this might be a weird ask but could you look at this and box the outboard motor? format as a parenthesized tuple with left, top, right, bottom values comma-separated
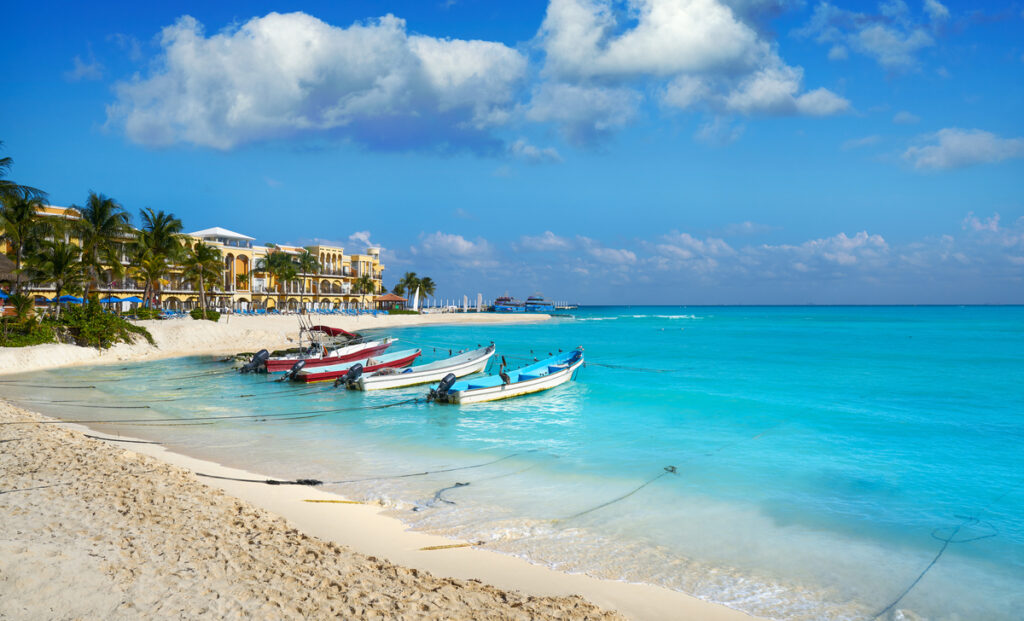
(343, 363, 364, 389)
(279, 359, 306, 382)
(426, 373, 458, 402)
(240, 349, 270, 374)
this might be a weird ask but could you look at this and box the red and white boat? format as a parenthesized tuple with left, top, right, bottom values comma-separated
(309, 325, 360, 340)
(265, 337, 394, 373)
(292, 348, 422, 383)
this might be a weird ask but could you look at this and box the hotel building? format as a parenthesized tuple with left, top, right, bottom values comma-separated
(1, 206, 385, 311)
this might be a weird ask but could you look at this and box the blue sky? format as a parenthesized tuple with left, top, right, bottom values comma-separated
(2, 0, 1022, 304)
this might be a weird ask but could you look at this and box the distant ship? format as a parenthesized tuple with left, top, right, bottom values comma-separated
(493, 295, 525, 313)
(525, 293, 555, 312)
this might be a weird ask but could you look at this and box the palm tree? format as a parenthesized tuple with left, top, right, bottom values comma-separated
(181, 241, 222, 316)
(75, 192, 131, 299)
(297, 249, 319, 311)
(6, 292, 35, 323)
(0, 193, 49, 294)
(31, 240, 86, 318)
(134, 208, 183, 307)
(0, 141, 45, 202)
(256, 250, 298, 311)
(353, 274, 374, 309)
(396, 272, 420, 299)
(419, 276, 436, 305)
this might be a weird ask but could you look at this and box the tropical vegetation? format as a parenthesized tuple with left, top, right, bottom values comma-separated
(392, 272, 436, 306)
(2, 142, 420, 345)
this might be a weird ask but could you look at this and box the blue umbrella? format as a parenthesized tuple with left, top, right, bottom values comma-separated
(99, 296, 122, 303)
(0, 290, 8, 300)
(54, 295, 84, 304)
(120, 296, 144, 303)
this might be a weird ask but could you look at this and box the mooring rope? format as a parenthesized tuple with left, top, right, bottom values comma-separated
(327, 450, 534, 485)
(0, 395, 422, 427)
(558, 466, 678, 522)
(83, 434, 163, 444)
(870, 479, 1022, 619)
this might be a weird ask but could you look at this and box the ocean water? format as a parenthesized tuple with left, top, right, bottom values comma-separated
(4, 306, 1023, 620)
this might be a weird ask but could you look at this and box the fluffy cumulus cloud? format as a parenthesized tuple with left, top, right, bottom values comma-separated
(796, 1, 936, 70)
(903, 128, 1024, 170)
(412, 231, 499, 269)
(509, 138, 563, 163)
(107, 3, 852, 151)
(578, 236, 637, 264)
(537, 0, 849, 121)
(107, 12, 527, 150)
(525, 83, 641, 145)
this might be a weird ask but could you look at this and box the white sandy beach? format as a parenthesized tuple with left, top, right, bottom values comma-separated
(0, 315, 758, 620)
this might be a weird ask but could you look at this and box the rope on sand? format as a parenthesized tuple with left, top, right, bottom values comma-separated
(83, 434, 162, 445)
(196, 473, 323, 486)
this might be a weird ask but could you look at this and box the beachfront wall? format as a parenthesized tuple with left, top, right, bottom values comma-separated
(0, 208, 385, 311)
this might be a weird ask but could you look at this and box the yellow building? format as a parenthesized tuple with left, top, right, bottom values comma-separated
(1, 208, 385, 311)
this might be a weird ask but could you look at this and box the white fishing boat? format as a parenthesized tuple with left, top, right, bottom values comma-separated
(347, 344, 495, 391)
(427, 347, 584, 405)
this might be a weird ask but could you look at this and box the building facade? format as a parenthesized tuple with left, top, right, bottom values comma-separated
(1, 207, 385, 311)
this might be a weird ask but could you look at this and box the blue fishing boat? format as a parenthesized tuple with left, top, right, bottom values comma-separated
(525, 293, 556, 312)
(427, 347, 584, 404)
(493, 295, 525, 313)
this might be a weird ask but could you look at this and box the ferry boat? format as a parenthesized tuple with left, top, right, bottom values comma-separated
(493, 296, 525, 313)
(525, 294, 556, 312)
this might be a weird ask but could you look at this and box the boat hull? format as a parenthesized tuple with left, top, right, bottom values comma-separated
(265, 340, 391, 373)
(444, 355, 583, 404)
(353, 348, 494, 391)
(293, 350, 421, 383)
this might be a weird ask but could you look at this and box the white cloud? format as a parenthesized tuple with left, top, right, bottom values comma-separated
(828, 45, 849, 60)
(509, 138, 563, 163)
(842, 134, 882, 150)
(539, 0, 848, 122)
(347, 231, 376, 249)
(962, 212, 999, 233)
(903, 128, 1024, 170)
(892, 110, 920, 124)
(107, 12, 526, 150)
(65, 50, 103, 82)
(525, 83, 640, 145)
(796, 2, 935, 70)
(578, 236, 637, 264)
(694, 117, 745, 145)
(724, 221, 778, 235)
(538, 0, 763, 79)
(415, 231, 499, 270)
(923, 0, 949, 22)
(758, 231, 889, 268)
(520, 231, 572, 251)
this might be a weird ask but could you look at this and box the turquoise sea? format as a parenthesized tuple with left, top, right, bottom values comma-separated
(4, 306, 1023, 620)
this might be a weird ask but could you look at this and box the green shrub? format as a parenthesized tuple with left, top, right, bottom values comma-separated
(387, 309, 420, 315)
(61, 300, 155, 349)
(0, 318, 57, 347)
(190, 308, 220, 321)
(132, 307, 161, 320)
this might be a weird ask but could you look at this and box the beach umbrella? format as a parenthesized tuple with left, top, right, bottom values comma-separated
(54, 295, 84, 304)
(120, 296, 144, 303)
(99, 296, 122, 304)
